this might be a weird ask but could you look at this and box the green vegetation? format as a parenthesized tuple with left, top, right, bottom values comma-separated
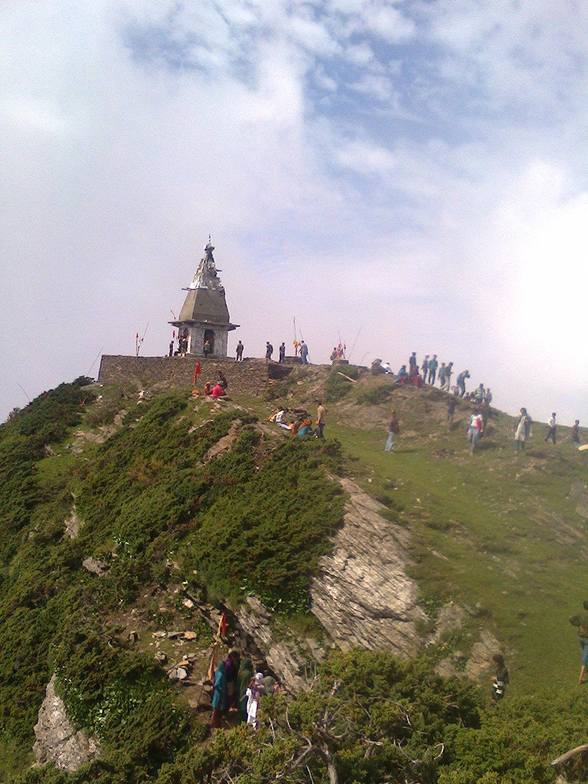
(0, 381, 346, 780)
(324, 365, 360, 402)
(2, 369, 588, 783)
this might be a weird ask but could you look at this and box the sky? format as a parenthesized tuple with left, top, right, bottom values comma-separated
(2, 0, 588, 424)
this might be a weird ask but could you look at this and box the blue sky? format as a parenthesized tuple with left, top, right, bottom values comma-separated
(1, 0, 587, 423)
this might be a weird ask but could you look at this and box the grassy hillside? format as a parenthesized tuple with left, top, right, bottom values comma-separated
(264, 367, 588, 694)
(2, 370, 588, 783)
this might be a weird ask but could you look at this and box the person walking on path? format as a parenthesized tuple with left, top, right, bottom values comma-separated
(300, 340, 309, 364)
(514, 407, 532, 450)
(385, 411, 400, 452)
(447, 396, 457, 430)
(265, 342, 273, 361)
(236, 340, 244, 361)
(316, 402, 327, 439)
(278, 342, 286, 363)
(572, 420, 581, 445)
(457, 369, 470, 397)
(438, 362, 447, 388)
(467, 409, 484, 455)
(544, 412, 557, 444)
(421, 355, 429, 381)
(443, 362, 453, 391)
(569, 601, 588, 685)
(428, 355, 438, 385)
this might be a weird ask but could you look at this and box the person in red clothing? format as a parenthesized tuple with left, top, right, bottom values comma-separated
(211, 383, 226, 399)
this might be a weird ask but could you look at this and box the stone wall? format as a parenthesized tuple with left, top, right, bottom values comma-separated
(97, 355, 291, 396)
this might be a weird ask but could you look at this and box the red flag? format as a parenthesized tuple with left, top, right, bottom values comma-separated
(192, 361, 202, 386)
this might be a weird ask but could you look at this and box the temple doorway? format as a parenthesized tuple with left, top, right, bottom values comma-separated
(204, 329, 215, 355)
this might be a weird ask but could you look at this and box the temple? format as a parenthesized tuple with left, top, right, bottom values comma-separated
(169, 240, 239, 357)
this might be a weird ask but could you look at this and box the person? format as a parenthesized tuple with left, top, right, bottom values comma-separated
(409, 352, 417, 373)
(210, 658, 228, 728)
(385, 411, 400, 452)
(330, 347, 338, 362)
(514, 407, 532, 450)
(443, 362, 454, 391)
(223, 650, 240, 711)
(236, 340, 244, 361)
(382, 361, 392, 374)
(572, 419, 581, 444)
(485, 387, 493, 405)
(447, 396, 457, 430)
(491, 654, 509, 701)
(293, 339, 300, 357)
(265, 342, 273, 361)
(438, 362, 446, 388)
(278, 342, 286, 363)
(211, 383, 226, 399)
(218, 371, 228, 391)
(467, 409, 484, 454)
(168, 340, 174, 357)
(203, 338, 211, 358)
(421, 355, 429, 380)
(204, 381, 212, 396)
(246, 673, 265, 728)
(297, 418, 313, 438)
(569, 601, 588, 684)
(474, 383, 485, 404)
(396, 365, 408, 383)
(457, 369, 470, 397)
(408, 364, 422, 386)
(316, 402, 326, 439)
(544, 412, 557, 444)
(428, 355, 438, 385)
(237, 657, 253, 722)
(300, 340, 309, 364)
(480, 398, 491, 430)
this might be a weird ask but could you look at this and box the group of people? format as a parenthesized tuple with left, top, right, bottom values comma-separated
(329, 342, 346, 361)
(265, 340, 310, 364)
(200, 370, 229, 400)
(269, 403, 327, 439)
(211, 649, 280, 730)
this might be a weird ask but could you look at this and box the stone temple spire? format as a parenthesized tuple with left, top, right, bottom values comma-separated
(169, 239, 239, 357)
(189, 239, 224, 291)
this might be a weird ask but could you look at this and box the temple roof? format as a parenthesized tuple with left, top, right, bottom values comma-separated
(170, 240, 237, 329)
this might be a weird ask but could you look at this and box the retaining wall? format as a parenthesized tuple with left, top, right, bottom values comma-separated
(97, 355, 292, 396)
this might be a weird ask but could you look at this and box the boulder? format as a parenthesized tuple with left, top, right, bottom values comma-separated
(82, 557, 107, 576)
(33, 676, 100, 772)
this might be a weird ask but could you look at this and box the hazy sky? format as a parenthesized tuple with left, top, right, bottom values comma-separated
(2, 1, 587, 424)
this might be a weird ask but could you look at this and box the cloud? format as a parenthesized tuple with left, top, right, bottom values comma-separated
(2, 0, 588, 426)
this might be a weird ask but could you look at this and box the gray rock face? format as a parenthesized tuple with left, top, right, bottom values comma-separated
(236, 597, 320, 691)
(310, 478, 425, 657)
(33, 676, 100, 771)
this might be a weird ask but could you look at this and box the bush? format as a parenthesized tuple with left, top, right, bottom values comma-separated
(325, 366, 360, 402)
(356, 384, 393, 406)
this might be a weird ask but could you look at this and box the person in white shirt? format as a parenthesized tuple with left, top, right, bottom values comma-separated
(544, 412, 557, 444)
(467, 410, 484, 455)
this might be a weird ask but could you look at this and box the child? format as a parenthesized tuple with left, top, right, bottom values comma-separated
(246, 673, 265, 728)
(491, 654, 509, 701)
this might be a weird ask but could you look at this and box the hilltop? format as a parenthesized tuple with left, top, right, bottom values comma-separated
(2, 365, 588, 783)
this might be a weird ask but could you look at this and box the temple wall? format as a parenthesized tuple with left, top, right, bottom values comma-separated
(97, 355, 292, 395)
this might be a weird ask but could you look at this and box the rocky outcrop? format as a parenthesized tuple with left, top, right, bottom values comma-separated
(310, 478, 425, 656)
(64, 506, 82, 539)
(236, 596, 323, 692)
(33, 676, 100, 771)
(202, 420, 241, 463)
